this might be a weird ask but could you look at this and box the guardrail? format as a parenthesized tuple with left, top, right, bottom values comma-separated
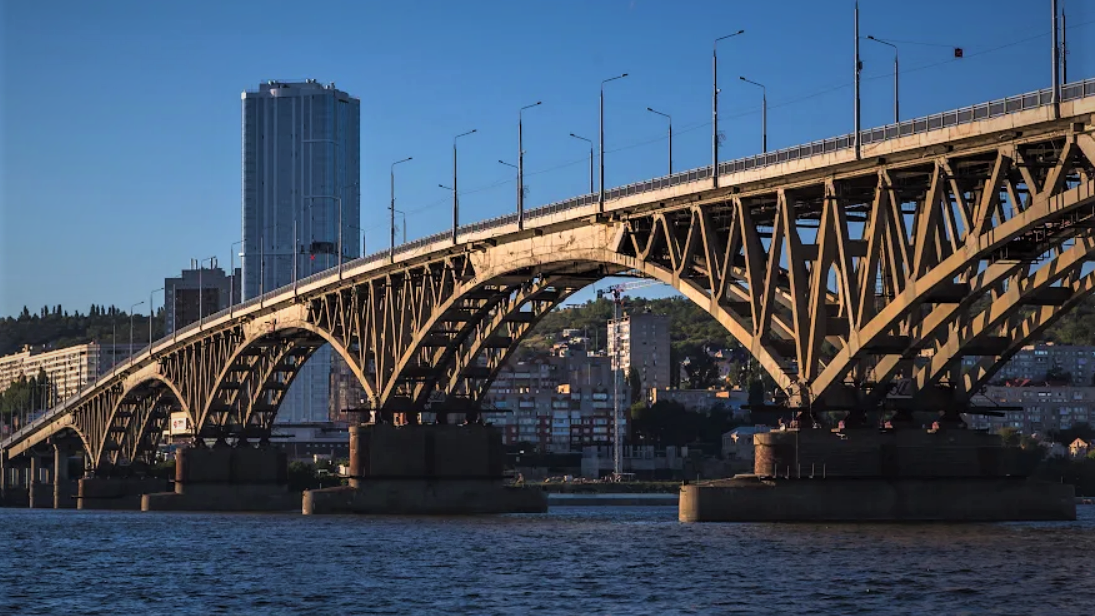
(4, 77, 1092, 451)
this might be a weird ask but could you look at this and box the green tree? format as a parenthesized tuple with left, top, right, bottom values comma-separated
(998, 426, 1021, 448)
(682, 348, 719, 389)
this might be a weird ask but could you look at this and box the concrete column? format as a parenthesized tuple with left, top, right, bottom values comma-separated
(0, 454, 7, 504)
(28, 455, 39, 508)
(54, 443, 76, 509)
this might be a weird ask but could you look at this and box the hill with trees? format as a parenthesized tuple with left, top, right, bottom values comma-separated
(0, 304, 164, 357)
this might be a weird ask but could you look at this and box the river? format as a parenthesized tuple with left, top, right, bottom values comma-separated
(2, 506, 1093, 615)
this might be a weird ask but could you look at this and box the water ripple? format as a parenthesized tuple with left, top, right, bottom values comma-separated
(1, 506, 1093, 614)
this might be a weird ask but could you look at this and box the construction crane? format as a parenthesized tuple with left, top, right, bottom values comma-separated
(595, 276, 666, 479)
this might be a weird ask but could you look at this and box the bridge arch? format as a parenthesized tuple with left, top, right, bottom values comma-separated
(194, 319, 374, 439)
(367, 239, 796, 414)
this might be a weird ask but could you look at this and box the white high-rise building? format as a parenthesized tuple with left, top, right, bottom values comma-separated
(241, 79, 361, 423)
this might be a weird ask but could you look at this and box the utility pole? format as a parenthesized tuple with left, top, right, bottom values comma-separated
(1061, 7, 1068, 84)
(390, 157, 412, 262)
(600, 74, 629, 213)
(1051, 0, 1061, 119)
(854, 1, 862, 160)
(518, 102, 541, 229)
(713, 30, 745, 188)
(452, 129, 477, 244)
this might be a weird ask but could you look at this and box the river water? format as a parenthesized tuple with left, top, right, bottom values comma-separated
(2, 506, 1093, 615)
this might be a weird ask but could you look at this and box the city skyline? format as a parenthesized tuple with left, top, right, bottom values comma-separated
(3, 0, 1093, 317)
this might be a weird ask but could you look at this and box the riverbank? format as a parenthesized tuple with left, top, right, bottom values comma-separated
(536, 481, 680, 494)
(548, 493, 678, 506)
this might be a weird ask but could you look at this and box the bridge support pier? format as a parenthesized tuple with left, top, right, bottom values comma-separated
(78, 477, 169, 510)
(52, 443, 78, 509)
(28, 452, 53, 509)
(141, 445, 297, 512)
(1, 456, 29, 507)
(303, 423, 546, 515)
(679, 427, 1076, 522)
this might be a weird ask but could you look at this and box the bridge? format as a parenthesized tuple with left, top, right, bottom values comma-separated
(3, 78, 1095, 491)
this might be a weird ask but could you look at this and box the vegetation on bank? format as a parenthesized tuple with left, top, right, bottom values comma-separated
(1, 304, 164, 357)
(537, 481, 680, 494)
(1001, 423, 1095, 496)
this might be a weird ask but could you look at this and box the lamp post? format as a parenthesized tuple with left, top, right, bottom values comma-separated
(646, 107, 672, 174)
(452, 129, 477, 244)
(499, 159, 518, 210)
(714, 30, 745, 187)
(129, 300, 145, 362)
(854, 1, 862, 159)
(393, 209, 407, 244)
(229, 239, 243, 312)
(198, 256, 215, 327)
(569, 133, 594, 194)
(150, 287, 164, 350)
(518, 101, 542, 229)
(865, 36, 899, 123)
(600, 74, 628, 213)
(738, 77, 767, 153)
(390, 156, 413, 261)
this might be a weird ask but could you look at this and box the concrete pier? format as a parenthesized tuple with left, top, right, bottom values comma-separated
(680, 427, 1077, 522)
(679, 476, 1076, 522)
(303, 424, 546, 515)
(53, 444, 77, 509)
(142, 445, 297, 512)
(79, 477, 169, 510)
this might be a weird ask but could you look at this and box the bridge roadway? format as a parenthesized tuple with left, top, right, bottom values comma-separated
(4, 78, 1095, 475)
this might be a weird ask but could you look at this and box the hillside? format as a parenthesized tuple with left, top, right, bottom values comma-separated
(0, 304, 164, 357)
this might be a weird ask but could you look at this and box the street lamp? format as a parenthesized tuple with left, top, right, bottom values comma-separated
(646, 107, 672, 174)
(600, 73, 628, 213)
(738, 77, 767, 153)
(518, 101, 542, 229)
(393, 209, 407, 244)
(129, 300, 145, 361)
(452, 129, 477, 244)
(499, 159, 518, 201)
(229, 239, 243, 312)
(198, 256, 215, 327)
(149, 287, 164, 352)
(865, 35, 899, 123)
(569, 133, 594, 194)
(713, 30, 745, 187)
(390, 156, 413, 261)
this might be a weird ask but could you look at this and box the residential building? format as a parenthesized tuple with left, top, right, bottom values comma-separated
(608, 312, 671, 402)
(481, 350, 626, 454)
(240, 79, 361, 424)
(1070, 438, 1091, 458)
(0, 342, 145, 405)
(968, 385, 1095, 434)
(721, 425, 771, 465)
(650, 388, 749, 415)
(961, 342, 1095, 385)
(164, 261, 241, 334)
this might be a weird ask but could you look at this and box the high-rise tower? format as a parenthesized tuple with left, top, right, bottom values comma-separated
(241, 79, 361, 423)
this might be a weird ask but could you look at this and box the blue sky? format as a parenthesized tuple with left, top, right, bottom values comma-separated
(1, 0, 1092, 318)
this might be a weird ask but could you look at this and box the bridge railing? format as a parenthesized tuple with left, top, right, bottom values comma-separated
(5, 77, 1093, 451)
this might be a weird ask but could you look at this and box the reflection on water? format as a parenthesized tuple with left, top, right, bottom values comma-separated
(2, 506, 1092, 615)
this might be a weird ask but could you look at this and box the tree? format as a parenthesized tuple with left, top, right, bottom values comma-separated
(682, 345, 720, 390)
(1050, 422, 1095, 446)
(998, 426, 1021, 448)
(1045, 363, 1072, 385)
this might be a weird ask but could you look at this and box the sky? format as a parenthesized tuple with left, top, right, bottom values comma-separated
(1, 0, 1092, 318)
